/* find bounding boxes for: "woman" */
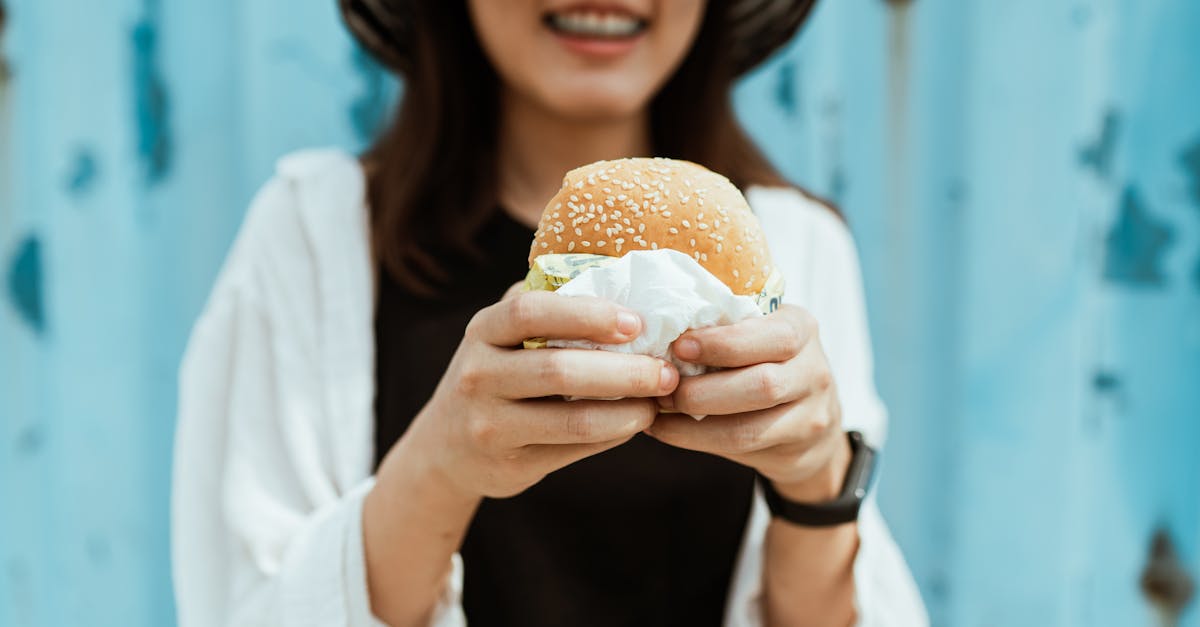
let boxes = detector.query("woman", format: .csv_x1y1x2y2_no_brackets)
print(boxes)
172,1,927,625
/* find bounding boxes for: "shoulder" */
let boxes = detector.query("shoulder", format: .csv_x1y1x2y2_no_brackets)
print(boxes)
745,186,862,292
746,185,851,248
212,148,368,301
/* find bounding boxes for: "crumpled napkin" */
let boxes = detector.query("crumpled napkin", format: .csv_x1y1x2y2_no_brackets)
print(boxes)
547,249,763,387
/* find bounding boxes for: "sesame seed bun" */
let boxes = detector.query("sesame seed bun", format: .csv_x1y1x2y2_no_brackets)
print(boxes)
529,158,774,295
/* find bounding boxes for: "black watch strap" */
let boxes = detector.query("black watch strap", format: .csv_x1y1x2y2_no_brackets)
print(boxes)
757,431,876,527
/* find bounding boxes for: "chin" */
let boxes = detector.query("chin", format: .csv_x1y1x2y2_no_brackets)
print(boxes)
542,83,653,122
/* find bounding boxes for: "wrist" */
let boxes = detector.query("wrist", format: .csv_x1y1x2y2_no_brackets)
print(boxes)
768,433,852,504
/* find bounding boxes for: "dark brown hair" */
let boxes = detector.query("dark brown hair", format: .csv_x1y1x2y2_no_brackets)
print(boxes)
363,0,794,294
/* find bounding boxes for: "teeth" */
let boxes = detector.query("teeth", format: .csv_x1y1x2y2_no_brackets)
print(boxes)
551,10,643,37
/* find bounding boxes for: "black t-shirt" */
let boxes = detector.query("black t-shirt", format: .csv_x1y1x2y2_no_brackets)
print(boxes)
373,208,755,627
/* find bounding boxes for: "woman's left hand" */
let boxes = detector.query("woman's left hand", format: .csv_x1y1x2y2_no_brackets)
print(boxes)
647,305,851,503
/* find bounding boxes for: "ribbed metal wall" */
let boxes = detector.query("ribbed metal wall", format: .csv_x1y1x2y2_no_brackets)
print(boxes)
2,1,1198,625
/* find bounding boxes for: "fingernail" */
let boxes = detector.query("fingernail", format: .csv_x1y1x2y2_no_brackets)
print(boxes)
659,364,677,391
657,393,675,410
675,338,700,361
617,311,641,336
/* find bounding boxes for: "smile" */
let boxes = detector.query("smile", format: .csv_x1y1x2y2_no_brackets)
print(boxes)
544,8,649,39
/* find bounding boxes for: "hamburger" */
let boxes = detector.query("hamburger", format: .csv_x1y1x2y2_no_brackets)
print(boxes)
524,158,783,353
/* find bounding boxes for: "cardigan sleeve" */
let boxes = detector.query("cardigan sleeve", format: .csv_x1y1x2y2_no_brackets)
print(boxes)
171,174,465,627
723,189,928,627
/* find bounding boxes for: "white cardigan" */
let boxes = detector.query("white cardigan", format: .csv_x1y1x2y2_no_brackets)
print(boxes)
172,149,928,627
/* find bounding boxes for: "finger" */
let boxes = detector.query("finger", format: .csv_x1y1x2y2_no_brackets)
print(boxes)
519,433,639,469
673,306,814,368
501,282,525,301
647,402,803,457
505,398,657,445
499,349,678,400
670,360,816,416
467,291,643,347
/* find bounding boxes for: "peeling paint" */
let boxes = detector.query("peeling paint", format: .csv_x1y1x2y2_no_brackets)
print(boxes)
6,235,45,334
0,0,9,82
349,45,389,143
1080,110,1121,180
66,147,100,197
15,424,45,455
131,4,173,184
1103,186,1173,287
1092,370,1121,393
773,61,798,117
1181,136,1200,209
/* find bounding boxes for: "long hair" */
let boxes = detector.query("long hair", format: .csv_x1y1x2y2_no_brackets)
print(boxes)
363,0,795,294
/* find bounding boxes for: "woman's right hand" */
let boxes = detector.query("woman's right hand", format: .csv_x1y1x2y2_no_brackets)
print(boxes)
364,290,677,626
400,289,679,500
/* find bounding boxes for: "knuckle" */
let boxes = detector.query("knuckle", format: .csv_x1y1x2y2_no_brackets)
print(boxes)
539,352,574,390
506,293,537,332
564,405,596,440
626,360,658,396
777,323,804,357
812,365,834,393
464,309,488,340
455,363,487,397
466,415,500,448
755,365,790,405
725,416,761,454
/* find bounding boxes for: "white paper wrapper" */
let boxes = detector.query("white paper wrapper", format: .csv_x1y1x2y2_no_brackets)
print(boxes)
547,249,764,378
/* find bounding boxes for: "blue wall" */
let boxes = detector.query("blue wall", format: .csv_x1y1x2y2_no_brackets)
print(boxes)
2,1,1198,626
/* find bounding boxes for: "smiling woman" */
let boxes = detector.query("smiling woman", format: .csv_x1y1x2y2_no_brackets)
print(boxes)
171,1,926,626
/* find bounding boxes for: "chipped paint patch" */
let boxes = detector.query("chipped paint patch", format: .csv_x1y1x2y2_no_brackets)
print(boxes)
1080,110,1121,180
15,424,45,455
131,7,172,184
1181,136,1200,210
6,235,45,334
1103,187,1173,287
66,147,100,197
773,61,798,118
349,45,389,143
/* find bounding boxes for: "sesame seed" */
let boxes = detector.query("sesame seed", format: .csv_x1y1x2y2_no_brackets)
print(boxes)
616,238,625,244
597,241,606,247
690,238,696,248
651,242,659,250
701,253,708,262
570,195,579,202
698,213,704,220
600,214,607,223
615,243,622,253
568,241,576,251
556,235,563,243
626,227,635,234
583,192,593,200
594,224,601,231
716,243,723,253
698,223,709,230
638,224,646,233
575,228,583,236
669,227,679,234
540,242,548,248
693,251,701,261
733,269,739,278
682,220,691,228
745,280,753,289
605,199,615,207
582,241,591,247
662,210,671,217
639,240,648,247
736,245,744,252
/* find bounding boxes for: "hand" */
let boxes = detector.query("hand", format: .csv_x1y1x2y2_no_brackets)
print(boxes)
647,305,850,503
395,289,680,500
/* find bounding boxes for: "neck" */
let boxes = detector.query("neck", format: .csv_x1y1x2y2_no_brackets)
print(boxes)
497,91,651,227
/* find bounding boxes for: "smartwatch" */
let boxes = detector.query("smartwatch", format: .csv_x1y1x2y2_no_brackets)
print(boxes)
757,431,876,527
